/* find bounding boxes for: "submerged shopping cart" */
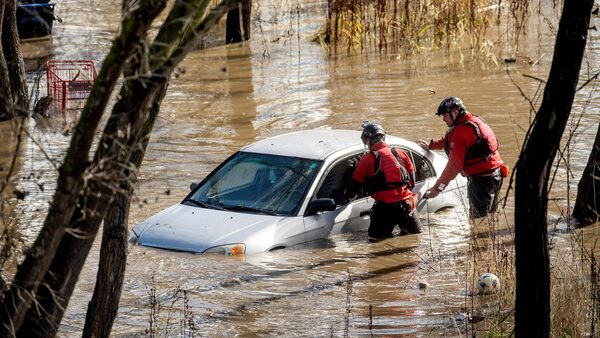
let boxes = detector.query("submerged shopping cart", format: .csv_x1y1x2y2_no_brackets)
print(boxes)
46,60,97,113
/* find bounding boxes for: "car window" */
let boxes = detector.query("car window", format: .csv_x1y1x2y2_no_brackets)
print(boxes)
188,152,322,216
316,153,366,204
403,150,435,182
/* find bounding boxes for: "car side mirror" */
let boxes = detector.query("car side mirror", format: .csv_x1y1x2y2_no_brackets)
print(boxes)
190,182,198,191
305,198,336,216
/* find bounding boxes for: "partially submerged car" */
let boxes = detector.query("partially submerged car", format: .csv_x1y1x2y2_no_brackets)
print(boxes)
129,129,467,255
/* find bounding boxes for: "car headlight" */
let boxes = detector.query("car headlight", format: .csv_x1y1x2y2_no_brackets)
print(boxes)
204,243,246,256
128,230,139,245
128,221,153,245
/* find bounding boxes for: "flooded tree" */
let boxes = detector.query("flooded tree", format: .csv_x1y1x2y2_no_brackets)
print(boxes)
226,0,251,43
0,0,242,336
513,0,594,336
573,123,600,226
0,0,29,121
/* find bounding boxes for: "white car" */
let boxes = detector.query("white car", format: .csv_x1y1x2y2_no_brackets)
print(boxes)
129,129,467,255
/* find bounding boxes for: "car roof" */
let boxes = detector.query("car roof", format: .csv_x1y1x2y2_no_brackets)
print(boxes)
241,128,413,160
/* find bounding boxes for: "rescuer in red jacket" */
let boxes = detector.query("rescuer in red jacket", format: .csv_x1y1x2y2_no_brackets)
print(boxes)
346,122,421,239
417,97,505,218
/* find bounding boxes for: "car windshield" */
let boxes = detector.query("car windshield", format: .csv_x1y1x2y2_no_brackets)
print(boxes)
186,152,322,216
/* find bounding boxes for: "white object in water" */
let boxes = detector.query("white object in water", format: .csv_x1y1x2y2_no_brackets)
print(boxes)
478,273,500,294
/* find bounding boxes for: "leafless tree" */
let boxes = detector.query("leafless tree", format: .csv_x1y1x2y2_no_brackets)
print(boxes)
226,0,252,43
0,0,242,336
514,0,594,336
573,121,600,226
0,0,29,121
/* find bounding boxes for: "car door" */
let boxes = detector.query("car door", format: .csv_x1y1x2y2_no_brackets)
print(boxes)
302,153,373,242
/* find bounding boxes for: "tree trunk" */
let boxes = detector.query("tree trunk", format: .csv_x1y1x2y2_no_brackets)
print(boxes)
226,0,251,44
242,0,251,41
226,3,242,43
0,2,14,121
2,0,28,115
514,0,593,336
82,191,129,338
573,122,600,226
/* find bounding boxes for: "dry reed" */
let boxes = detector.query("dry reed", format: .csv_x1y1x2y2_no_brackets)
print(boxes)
316,0,534,57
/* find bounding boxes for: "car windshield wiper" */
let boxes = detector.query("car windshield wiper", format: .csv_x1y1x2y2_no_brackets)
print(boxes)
223,205,280,216
182,198,226,210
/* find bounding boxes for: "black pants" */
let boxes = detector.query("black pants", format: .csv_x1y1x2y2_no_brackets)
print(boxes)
368,200,422,238
468,169,503,218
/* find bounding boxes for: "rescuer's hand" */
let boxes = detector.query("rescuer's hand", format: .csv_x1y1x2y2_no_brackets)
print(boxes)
423,187,440,199
416,139,430,150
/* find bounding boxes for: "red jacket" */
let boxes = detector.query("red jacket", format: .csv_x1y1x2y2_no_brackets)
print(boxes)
429,112,503,190
351,142,415,204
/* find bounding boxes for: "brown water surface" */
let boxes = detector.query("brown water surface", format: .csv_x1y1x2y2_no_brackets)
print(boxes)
1,0,599,336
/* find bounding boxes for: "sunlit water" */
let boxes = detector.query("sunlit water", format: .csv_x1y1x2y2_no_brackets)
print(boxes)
0,0,599,336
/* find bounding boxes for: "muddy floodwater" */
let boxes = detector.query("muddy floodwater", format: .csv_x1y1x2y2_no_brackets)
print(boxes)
1,0,599,336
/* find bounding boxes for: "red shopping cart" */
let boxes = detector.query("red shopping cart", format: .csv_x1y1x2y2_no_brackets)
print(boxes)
46,60,97,113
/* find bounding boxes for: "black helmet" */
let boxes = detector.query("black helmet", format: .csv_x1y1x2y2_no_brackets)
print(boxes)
436,96,466,116
361,121,385,144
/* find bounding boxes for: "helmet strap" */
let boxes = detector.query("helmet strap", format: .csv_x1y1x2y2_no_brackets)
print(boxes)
450,108,464,126
362,137,370,148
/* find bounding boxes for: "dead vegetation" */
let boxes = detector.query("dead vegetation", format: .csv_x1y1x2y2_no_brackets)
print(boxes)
315,0,544,58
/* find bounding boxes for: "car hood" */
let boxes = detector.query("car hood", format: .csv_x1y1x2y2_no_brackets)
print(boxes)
130,203,285,253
